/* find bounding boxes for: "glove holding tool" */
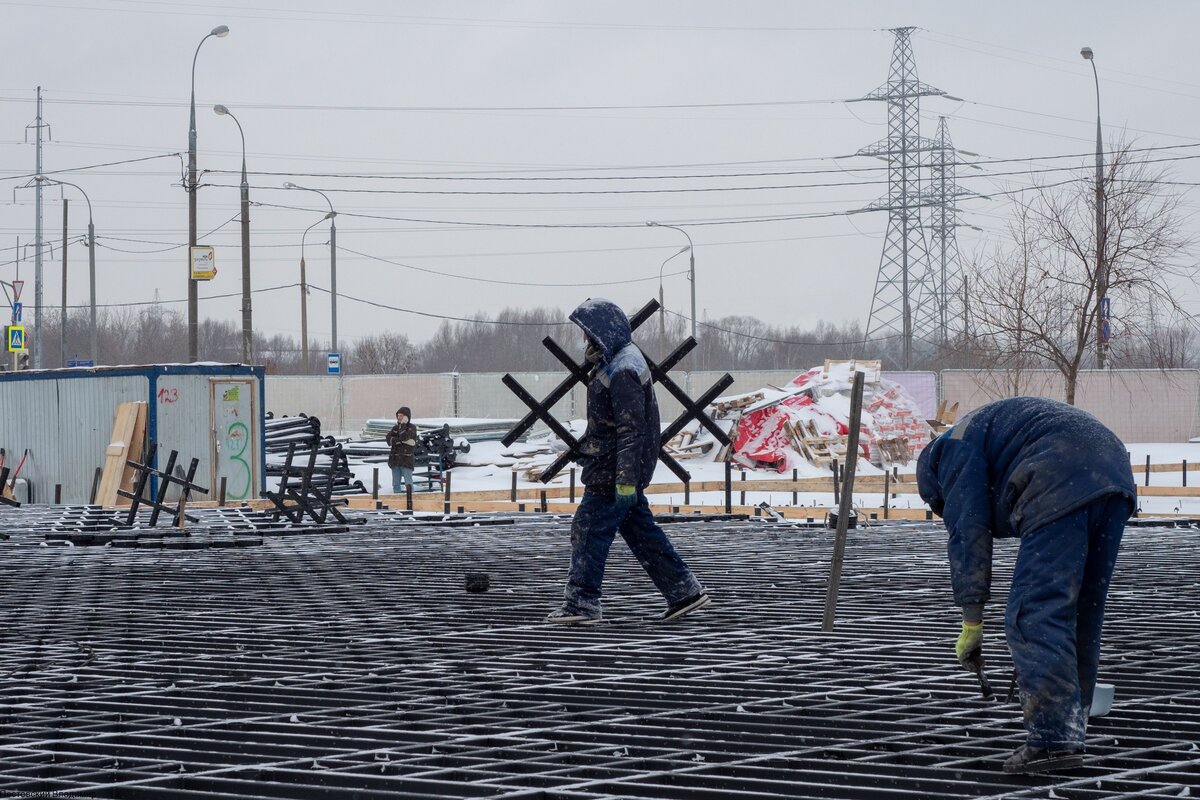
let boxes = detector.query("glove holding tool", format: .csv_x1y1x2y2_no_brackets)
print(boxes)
956,620,995,700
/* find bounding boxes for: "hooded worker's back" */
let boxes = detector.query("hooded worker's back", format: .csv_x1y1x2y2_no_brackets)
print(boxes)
569,298,660,489
918,396,1136,538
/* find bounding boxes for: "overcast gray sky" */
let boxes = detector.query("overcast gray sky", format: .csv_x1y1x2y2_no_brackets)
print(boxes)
2,0,1198,353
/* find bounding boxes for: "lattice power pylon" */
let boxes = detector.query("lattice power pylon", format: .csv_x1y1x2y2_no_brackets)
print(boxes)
918,116,969,345
857,27,946,369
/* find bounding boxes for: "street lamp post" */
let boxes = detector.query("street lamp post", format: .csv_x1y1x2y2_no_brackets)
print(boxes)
213,104,252,363
657,245,690,358
284,183,338,352
34,176,95,363
647,222,696,340
187,24,229,362
1081,46,1106,369
299,213,333,373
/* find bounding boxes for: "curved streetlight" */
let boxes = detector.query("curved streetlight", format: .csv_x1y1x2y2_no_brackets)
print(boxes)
283,182,339,353
1081,46,1107,368
35,176,96,365
299,213,334,373
647,222,696,340
657,245,690,358
213,104,253,363
187,23,229,362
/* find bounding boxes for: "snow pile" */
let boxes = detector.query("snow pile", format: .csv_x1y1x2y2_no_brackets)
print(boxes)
722,361,933,473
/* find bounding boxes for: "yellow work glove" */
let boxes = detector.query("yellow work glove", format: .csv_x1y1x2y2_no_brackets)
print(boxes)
615,483,637,511
956,620,984,671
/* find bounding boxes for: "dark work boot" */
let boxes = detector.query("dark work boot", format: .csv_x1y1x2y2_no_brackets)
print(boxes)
658,592,711,621
1002,744,1085,774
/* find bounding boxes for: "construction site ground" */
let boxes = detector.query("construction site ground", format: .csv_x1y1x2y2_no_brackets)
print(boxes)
0,514,1197,799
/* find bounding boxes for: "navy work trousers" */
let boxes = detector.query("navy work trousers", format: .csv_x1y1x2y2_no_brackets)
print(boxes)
1006,493,1131,749
563,488,702,617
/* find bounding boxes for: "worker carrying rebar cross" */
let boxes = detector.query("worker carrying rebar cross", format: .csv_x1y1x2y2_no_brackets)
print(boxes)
916,396,1135,775
545,298,710,625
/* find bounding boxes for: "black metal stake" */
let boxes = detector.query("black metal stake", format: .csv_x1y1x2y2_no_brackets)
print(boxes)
219,476,227,507
724,459,732,514
823,370,865,632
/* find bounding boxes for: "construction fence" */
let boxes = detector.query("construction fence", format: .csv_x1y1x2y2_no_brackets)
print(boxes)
265,368,1200,442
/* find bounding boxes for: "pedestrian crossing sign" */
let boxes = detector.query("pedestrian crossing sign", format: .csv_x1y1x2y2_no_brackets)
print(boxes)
6,325,25,352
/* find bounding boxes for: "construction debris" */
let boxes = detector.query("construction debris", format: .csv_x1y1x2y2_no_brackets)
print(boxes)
719,361,933,473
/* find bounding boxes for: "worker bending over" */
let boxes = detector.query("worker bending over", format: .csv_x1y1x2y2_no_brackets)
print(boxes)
917,397,1135,774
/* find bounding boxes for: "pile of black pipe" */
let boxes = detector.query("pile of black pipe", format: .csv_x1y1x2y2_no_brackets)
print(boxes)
264,413,365,496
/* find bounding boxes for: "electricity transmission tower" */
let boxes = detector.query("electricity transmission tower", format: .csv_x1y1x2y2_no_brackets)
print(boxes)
918,116,970,345
856,27,946,369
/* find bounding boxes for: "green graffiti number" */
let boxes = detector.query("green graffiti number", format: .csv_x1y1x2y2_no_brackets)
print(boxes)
226,421,252,500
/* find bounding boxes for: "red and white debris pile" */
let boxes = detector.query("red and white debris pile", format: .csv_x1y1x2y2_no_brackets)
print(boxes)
709,360,934,474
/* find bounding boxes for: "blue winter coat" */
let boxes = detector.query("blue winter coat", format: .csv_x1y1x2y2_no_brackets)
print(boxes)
917,397,1135,615
569,298,660,490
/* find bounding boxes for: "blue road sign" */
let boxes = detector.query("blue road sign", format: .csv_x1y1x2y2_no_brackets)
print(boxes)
11,302,21,323
327,352,341,375
66,359,95,368
1100,297,1111,319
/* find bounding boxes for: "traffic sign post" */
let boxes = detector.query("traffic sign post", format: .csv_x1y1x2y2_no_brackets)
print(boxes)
327,352,341,375
6,325,26,353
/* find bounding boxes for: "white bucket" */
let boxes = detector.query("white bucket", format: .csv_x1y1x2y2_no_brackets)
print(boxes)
1090,683,1115,717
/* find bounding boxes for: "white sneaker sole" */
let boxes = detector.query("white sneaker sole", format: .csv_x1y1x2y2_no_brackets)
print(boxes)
661,594,711,621
545,614,602,625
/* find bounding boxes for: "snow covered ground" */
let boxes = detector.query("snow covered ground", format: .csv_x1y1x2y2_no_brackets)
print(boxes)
344,431,1200,516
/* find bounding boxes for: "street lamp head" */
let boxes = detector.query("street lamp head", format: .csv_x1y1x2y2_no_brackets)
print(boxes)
324,211,336,220
646,221,659,227
211,25,230,37
212,104,230,116
1081,46,1094,60
283,181,299,189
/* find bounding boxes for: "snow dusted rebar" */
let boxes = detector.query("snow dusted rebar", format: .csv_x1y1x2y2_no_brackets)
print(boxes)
0,512,1197,798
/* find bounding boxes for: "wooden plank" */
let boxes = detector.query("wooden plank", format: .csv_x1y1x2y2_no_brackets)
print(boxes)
1130,461,1200,475
95,402,142,508
114,402,148,508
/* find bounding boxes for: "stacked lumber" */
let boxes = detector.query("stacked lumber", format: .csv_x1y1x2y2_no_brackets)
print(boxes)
96,402,148,508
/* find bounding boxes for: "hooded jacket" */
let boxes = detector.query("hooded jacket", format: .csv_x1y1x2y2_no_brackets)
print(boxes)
569,298,660,490
386,406,417,469
917,396,1135,615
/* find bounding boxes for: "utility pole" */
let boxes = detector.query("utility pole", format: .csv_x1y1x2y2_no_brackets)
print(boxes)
26,87,48,369
1081,47,1107,369
60,198,67,368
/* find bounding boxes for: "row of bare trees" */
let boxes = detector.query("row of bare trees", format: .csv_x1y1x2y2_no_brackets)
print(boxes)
960,140,1197,403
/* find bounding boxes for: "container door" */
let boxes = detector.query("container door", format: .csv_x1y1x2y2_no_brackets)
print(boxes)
210,379,257,501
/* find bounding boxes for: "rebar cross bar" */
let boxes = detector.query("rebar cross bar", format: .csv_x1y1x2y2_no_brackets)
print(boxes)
265,442,356,526
502,298,733,484
116,443,207,526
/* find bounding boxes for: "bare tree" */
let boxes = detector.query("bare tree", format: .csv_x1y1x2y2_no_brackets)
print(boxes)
349,331,417,374
966,140,1195,403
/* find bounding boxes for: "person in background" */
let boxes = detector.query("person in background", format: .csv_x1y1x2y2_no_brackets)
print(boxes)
386,407,417,493
917,396,1135,774
546,297,710,625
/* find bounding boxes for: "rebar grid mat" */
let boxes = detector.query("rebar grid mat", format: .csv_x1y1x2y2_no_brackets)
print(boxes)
0,519,1197,799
